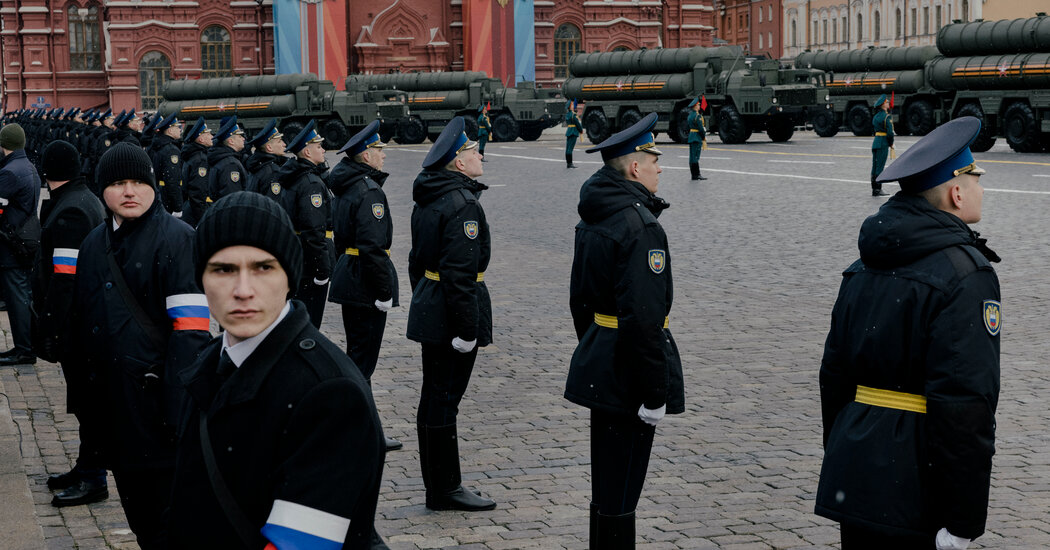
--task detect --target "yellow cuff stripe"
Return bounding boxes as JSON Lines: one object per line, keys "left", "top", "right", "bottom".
{"left": 593, "top": 313, "right": 669, "bottom": 329}
{"left": 855, "top": 385, "right": 926, "bottom": 414}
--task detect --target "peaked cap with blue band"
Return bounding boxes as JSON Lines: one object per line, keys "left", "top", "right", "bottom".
{"left": 286, "top": 119, "right": 324, "bottom": 154}
{"left": 101, "top": 109, "right": 114, "bottom": 121}
{"left": 142, "top": 114, "right": 160, "bottom": 134}
{"left": 123, "top": 109, "right": 138, "bottom": 125}
{"left": 689, "top": 97, "right": 700, "bottom": 108}
{"left": 874, "top": 94, "right": 888, "bottom": 108}
{"left": 875, "top": 116, "right": 985, "bottom": 192}
{"left": 248, "top": 118, "right": 282, "bottom": 148}
{"left": 185, "top": 117, "right": 211, "bottom": 141}
{"left": 422, "top": 116, "right": 478, "bottom": 170}
{"left": 215, "top": 115, "right": 245, "bottom": 143}
{"left": 585, "top": 112, "right": 663, "bottom": 161}
{"left": 155, "top": 112, "right": 179, "bottom": 132}
{"left": 339, "top": 119, "right": 386, "bottom": 156}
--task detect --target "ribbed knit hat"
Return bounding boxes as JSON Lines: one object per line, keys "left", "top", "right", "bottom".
{"left": 41, "top": 140, "right": 81, "bottom": 182}
{"left": 0, "top": 123, "right": 26, "bottom": 150}
{"left": 97, "top": 142, "right": 156, "bottom": 189}
{"left": 194, "top": 191, "right": 303, "bottom": 294}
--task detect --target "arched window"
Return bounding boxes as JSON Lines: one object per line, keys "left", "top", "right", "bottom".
{"left": 833, "top": 18, "right": 838, "bottom": 42}
{"left": 759, "top": 33, "right": 764, "bottom": 49}
{"left": 791, "top": 19, "right": 797, "bottom": 47}
{"left": 68, "top": 5, "right": 102, "bottom": 70}
{"left": 139, "top": 51, "right": 172, "bottom": 110}
{"left": 554, "top": 23, "right": 581, "bottom": 79}
{"left": 961, "top": 0, "right": 969, "bottom": 22}
{"left": 874, "top": 12, "right": 881, "bottom": 41}
{"left": 611, "top": 46, "right": 630, "bottom": 52}
{"left": 201, "top": 26, "right": 232, "bottom": 78}
{"left": 857, "top": 14, "right": 863, "bottom": 41}
{"left": 896, "top": 9, "right": 902, "bottom": 38}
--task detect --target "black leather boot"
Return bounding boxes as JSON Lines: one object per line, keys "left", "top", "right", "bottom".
{"left": 52, "top": 478, "right": 108, "bottom": 507}
{"left": 423, "top": 424, "right": 496, "bottom": 511}
{"left": 566, "top": 154, "right": 576, "bottom": 168}
{"left": 689, "top": 163, "right": 700, "bottom": 181}
{"left": 871, "top": 177, "right": 887, "bottom": 196}
{"left": 47, "top": 468, "right": 81, "bottom": 490}
{"left": 596, "top": 511, "right": 636, "bottom": 549}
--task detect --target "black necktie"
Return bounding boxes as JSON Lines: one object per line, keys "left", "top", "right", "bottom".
{"left": 216, "top": 350, "right": 236, "bottom": 384}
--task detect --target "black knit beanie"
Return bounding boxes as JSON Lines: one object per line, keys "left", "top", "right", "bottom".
{"left": 194, "top": 191, "right": 303, "bottom": 294}
{"left": 97, "top": 142, "right": 156, "bottom": 189}
{"left": 41, "top": 140, "right": 81, "bottom": 182}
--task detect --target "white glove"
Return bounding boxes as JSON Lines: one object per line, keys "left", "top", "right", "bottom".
{"left": 374, "top": 298, "right": 393, "bottom": 313}
{"left": 172, "top": 211, "right": 183, "bottom": 219}
{"left": 451, "top": 337, "right": 477, "bottom": 353}
{"left": 313, "top": 277, "right": 329, "bottom": 286}
{"left": 936, "top": 528, "right": 971, "bottom": 550}
{"left": 637, "top": 404, "right": 666, "bottom": 426}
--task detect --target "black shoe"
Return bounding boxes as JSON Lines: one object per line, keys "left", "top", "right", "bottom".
{"left": 0, "top": 348, "right": 16, "bottom": 358}
{"left": 52, "top": 480, "right": 108, "bottom": 507}
{"left": 872, "top": 189, "right": 888, "bottom": 196}
{"left": 426, "top": 485, "right": 496, "bottom": 511}
{"left": 0, "top": 353, "right": 35, "bottom": 366}
{"left": 0, "top": 301, "right": 7, "bottom": 311}
{"left": 697, "top": 174, "right": 708, "bottom": 180}
{"left": 567, "top": 164, "right": 577, "bottom": 169}
{"left": 370, "top": 528, "right": 390, "bottom": 550}
{"left": 385, "top": 436, "right": 403, "bottom": 452}
{"left": 47, "top": 469, "right": 81, "bottom": 491}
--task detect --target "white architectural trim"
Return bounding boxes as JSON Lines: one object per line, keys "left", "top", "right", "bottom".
{"left": 17, "top": 6, "right": 48, "bottom": 12}
{"left": 666, "top": 24, "right": 715, "bottom": 30}
{"left": 108, "top": 20, "right": 199, "bottom": 29}
{"left": 105, "top": 1, "right": 199, "bottom": 5}
{"left": 585, "top": 17, "right": 661, "bottom": 27}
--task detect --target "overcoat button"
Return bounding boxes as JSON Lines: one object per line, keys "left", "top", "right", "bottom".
{"left": 299, "top": 339, "right": 316, "bottom": 350}
{"left": 105, "top": 282, "right": 113, "bottom": 289}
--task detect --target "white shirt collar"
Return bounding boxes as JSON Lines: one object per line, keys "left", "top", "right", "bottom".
{"left": 220, "top": 301, "right": 292, "bottom": 368}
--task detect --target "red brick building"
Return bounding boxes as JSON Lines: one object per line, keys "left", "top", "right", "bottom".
{"left": 712, "top": 0, "right": 783, "bottom": 59}
{"left": 350, "top": 1, "right": 717, "bottom": 87}
{"left": 0, "top": 0, "right": 273, "bottom": 111}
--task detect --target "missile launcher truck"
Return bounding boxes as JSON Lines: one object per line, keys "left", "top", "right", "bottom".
{"left": 560, "top": 45, "right": 831, "bottom": 145}
{"left": 156, "top": 73, "right": 409, "bottom": 149}
{"left": 345, "top": 72, "right": 565, "bottom": 144}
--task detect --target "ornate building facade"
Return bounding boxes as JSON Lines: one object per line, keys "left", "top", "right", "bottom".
{"left": 712, "top": 0, "right": 784, "bottom": 59}
{"left": 783, "top": 0, "right": 979, "bottom": 60}
{"left": 0, "top": 0, "right": 273, "bottom": 111}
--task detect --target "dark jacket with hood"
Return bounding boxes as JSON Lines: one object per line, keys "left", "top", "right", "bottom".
{"left": 245, "top": 150, "right": 285, "bottom": 195}
{"left": 207, "top": 144, "right": 247, "bottom": 205}
{"left": 70, "top": 198, "right": 211, "bottom": 470}
{"left": 326, "top": 158, "right": 398, "bottom": 307}
{"left": 0, "top": 148, "right": 42, "bottom": 268}
{"left": 275, "top": 156, "right": 334, "bottom": 283}
{"left": 180, "top": 140, "right": 210, "bottom": 226}
{"left": 150, "top": 133, "right": 184, "bottom": 215}
{"left": 816, "top": 193, "right": 1000, "bottom": 540}
{"left": 406, "top": 169, "right": 491, "bottom": 346}
{"left": 564, "top": 165, "right": 684, "bottom": 416}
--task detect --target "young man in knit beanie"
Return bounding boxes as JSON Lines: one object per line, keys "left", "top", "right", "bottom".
{"left": 0, "top": 122, "right": 41, "bottom": 366}
{"left": 69, "top": 142, "right": 211, "bottom": 548}
{"left": 165, "top": 191, "right": 388, "bottom": 550}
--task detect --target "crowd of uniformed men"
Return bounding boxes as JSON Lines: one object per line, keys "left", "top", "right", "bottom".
{"left": 0, "top": 98, "right": 1000, "bottom": 550}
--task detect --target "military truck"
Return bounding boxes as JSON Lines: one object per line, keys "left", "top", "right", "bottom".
{"left": 345, "top": 72, "right": 565, "bottom": 144}
{"left": 796, "top": 14, "right": 1050, "bottom": 152}
{"left": 560, "top": 45, "right": 831, "bottom": 145}
{"left": 795, "top": 46, "right": 941, "bottom": 138}
{"left": 156, "top": 73, "right": 409, "bottom": 149}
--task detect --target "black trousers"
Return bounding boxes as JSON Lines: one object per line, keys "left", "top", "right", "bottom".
{"left": 295, "top": 278, "right": 329, "bottom": 328}
{"left": 341, "top": 304, "right": 387, "bottom": 380}
{"left": 841, "top": 523, "right": 936, "bottom": 549}
{"left": 417, "top": 342, "right": 477, "bottom": 427}
{"left": 112, "top": 466, "right": 176, "bottom": 550}
{"left": 590, "top": 409, "right": 655, "bottom": 515}
{"left": 72, "top": 409, "right": 108, "bottom": 482}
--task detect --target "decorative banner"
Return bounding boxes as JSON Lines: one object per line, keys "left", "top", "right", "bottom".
{"left": 514, "top": 0, "right": 536, "bottom": 83}
{"left": 273, "top": 0, "right": 347, "bottom": 88}
{"left": 465, "top": 0, "right": 517, "bottom": 84}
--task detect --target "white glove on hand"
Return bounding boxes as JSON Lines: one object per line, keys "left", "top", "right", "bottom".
{"left": 313, "top": 277, "right": 329, "bottom": 286}
{"left": 637, "top": 404, "right": 666, "bottom": 426}
{"left": 936, "top": 528, "right": 971, "bottom": 550}
{"left": 172, "top": 211, "right": 183, "bottom": 219}
{"left": 451, "top": 337, "right": 477, "bottom": 353}
{"left": 374, "top": 298, "right": 393, "bottom": 313}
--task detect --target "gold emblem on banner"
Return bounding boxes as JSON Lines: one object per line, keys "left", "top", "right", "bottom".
{"left": 496, "top": 0, "right": 510, "bottom": 6}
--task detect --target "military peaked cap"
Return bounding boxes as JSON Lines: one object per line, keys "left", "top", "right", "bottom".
{"left": 586, "top": 112, "right": 663, "bottom": 162}
{"left": 875, "top": 116, "right": 985, "bottom": 192}
{"left": 422, "top": 116, "right": 477, "bottom": 170}
{"left": 339, "top": 119, "right": 385, "bottom": 156}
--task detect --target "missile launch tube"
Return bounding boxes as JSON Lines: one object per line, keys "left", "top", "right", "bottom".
{"left": 562, "top": 73, "right": 698, "bottom": 100}
{"left": 566, "top": 46, "right": 740, "bottom": 76}
{"left": 825, "top": 70, "right": 926, "bottom": 94}
{"left": 405, "top": 90, "right": 473, "bottom": 110}
{"left": 346, "top": 72, "right": 489, "bottom": 92}
{"left": 936, "top": 16, "right": 1050, "bottom": 56}
{"left": 162, "top": 74, "right": 318, "bottom": 101}
{"left": 795, "top": 46, "right": 939, "bottom": 72}
{"left": 925, "top": 53, "right": 1050, "bottom": 90}
{"left": 158, "top": 95, "right": 300, "bottom": 118}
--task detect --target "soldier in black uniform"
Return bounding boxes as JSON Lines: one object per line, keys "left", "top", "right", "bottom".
{"left": 273, "top": 120, "right": 333, "bottom": 328}
{"left": 32, "top": 141, "right": 108, "bottom": 507}
{"left": 70, "top": 143, "right": 211, "bottom": 547}
{"left": 165, "top": 191, "right": 387, "bottom": 550}
{"left": 244, "top": 118, "right": 285, "bottom": 194}
{"left": 149, "top": 113, "right": 184, "bottom": 217}
{"left": 327, "top": 120, "right": 401, "bottom": 452}
{"left": 207, "top": 116, "right": 247, "bottom": 205}
{"left": 565, "top": 112, "right": 684, "bottom": 548}
{"left": 139, "top": 114, "right": 159, "bottom": 151}
{"left": 407, "top": 116, "right": 496, "bottom": 512}
{"left": 180, "top": 118, "right": 213, "bottom": 227}
{"left": 816, "top": 117, "right": 1000, "bottom": 550}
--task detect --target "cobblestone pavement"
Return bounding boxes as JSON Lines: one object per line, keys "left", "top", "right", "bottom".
{"left": 2, "top": 129, "right": 1049, "bottom": 549}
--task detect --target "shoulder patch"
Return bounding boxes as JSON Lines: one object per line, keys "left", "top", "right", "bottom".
{"left": 170, "top": 155, "right": 179, "bottom": 164}
{"left": 648, "top": 249, "right": 666, "bottom": 274}
{"left": 104, "top": 139, "right": 111, "bottom": 147}
{"left": 983, "top": 300, "right": 1001, "bottom": 336}
{"left": 463, "top": 220, "right": 479, "bottom": 239}
{"left": 198, "top": 166, "right": 207, "bottom": 177}
{"left": 372, "top": 203, "right": 385, "bottom": 220}
{"left": 310, "top": 193, "right": 323, "bottom": 208}
{"left": 270, "top": 182, "right": 282, "bottom": 195}
{"left": 230, "top": 171, "right": 240, "bottom": 183}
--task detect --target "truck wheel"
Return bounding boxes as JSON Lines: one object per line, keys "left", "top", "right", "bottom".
{"left": 955, "top": 104, "right": 996, "bottom": 152}
{"left": 397, "top": 117, "right": 426, "bottom": 145}
{"left": 519, "top": 125, "right": 543, "bottom": 141}
{"left": 584, "top": 110, "right": 612, "bottom": 144}
{"left": 321, "top": 120, "right": 349, "bottom": 150}
{"left": 491, "top": 113, "right": 521, "bottom": 142}
{"left": 279, "top": 121, "right": 304, "bottom": 142}
{"left": 766, "top": 115, "right": 795, "bottom": 142}
{"left": 667, "top": 109, "right": 689, "bottom": 143}
{"left": 619, "top": 109, "right": 643, "bottom": 131}
{"left": 463, "top": 116, "right": 480, "bottom": 141}
{"left": 903, "top": 100, "right": 935, "bottom": 136}
{"left": 717, "top": 105, "right": 748, "bottom": 144}
{"left": 811, "top": 109, "right": 839, "bottom": 137}
{"left": 847, "top": 104, "right": 873, "bottom": 136}
{"left": 1003, "top": 102, "right": 1041, "bottom": 153}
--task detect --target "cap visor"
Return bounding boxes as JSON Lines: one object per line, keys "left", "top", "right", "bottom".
{"left": 643, "top": 146, "right": 663, "bottom": 156}
{"left": 462, "top": 140, "right": 479, "bottom": 151}
{"left": 971, "top": 164, "right": 986, "bottom": 176}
